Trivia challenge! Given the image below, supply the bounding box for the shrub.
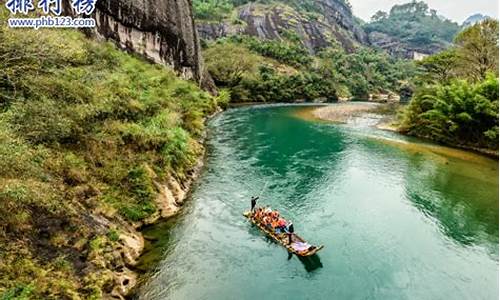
[401,74,499,149]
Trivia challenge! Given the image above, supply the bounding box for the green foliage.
[229,36,313,67]
[415,20,499,85]
[0,9,221,298]
[215,88,231,109]
[107,230,120,242]
[0,250,83,300]
[127,166,155,203]
[401,74,499,149]
[416,49,458,84]
[454,19,499,81]
[5,97,78,144]
[193,0,233,21]
[89,236,106,251]
[203,38,418,102]
[317,47,418,98]
[1,284,34,300]
[232,65,339,102]
[364,1,460,49]
[204,42,261,85]
[403,19,499,151]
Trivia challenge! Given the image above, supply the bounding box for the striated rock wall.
[65,0,214,90]
[314,0,367,45]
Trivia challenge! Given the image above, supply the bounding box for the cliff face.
[314,0,367,45]
[197,0,367,53]
[367,31,436,59]
[70,0,214,89]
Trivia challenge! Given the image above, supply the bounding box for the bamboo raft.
[244,211,324,257]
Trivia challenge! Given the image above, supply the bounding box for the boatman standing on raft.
[287,222,294,244]
[251,196,259,211]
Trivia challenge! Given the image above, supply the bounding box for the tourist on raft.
[250,206,317,254]
[251,206,293,237]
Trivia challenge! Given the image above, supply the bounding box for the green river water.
[137,104,498,300]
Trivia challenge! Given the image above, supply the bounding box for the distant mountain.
[194,0,461,59]
[463,14,490,27]
[363,1,461,58]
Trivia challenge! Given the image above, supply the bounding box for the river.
[137,104,498,300]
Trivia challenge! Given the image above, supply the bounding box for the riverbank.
[300,103,498,158]
[296,102,400,131]
[0,25,225,299]
[127,107,222,295]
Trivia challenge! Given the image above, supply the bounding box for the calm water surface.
[138,104,498,300]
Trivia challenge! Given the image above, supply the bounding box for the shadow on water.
[407,153,498,253]
[288,252,324,272]
[134,215,183,274]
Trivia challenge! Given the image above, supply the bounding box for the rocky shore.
[111,157,205,298]
[110,108,222,298]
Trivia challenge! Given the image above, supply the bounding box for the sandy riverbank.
[296,102,400,131]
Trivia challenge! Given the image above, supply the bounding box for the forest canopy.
[203,36,417,102]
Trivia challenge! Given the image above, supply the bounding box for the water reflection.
[229,106,347,209]
[135,217,180,273]
[357,136,498,256]
[403,154,499,256]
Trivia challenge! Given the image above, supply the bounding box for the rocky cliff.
[197,0,367,53]
[66,0,214,90]
[367,31,437,59]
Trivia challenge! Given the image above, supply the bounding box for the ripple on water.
[137,105,498,300]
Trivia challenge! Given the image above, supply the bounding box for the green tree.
[193,0,233,21]
[229,35,313,67]
[416,49,458,84]
[401,18,499,151]
[371,10,388,22]
[204,42,261,86]
[364,1,460,49]
[401,74,498,149]
[454,19,499,81]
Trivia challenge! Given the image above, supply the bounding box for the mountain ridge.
[194,0,463,59]
[463,13,491,27]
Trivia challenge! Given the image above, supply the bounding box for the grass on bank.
[0,8,225,299]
